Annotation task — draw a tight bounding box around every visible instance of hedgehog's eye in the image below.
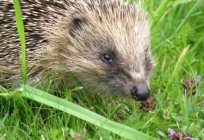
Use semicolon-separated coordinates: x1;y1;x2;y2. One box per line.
102;53;114;64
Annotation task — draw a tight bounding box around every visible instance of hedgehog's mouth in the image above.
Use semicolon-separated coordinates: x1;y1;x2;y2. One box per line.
131;95;149;101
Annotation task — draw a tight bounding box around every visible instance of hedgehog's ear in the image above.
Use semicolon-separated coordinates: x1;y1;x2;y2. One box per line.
70;16;87;37
71;16;87;30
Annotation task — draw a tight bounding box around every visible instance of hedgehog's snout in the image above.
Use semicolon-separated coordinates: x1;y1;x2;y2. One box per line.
131;84;150;101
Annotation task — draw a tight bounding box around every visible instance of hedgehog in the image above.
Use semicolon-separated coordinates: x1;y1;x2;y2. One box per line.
0;0;155;101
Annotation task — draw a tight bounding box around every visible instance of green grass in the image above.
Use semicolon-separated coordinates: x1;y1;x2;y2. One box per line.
1;0;204;139
13;0;27;85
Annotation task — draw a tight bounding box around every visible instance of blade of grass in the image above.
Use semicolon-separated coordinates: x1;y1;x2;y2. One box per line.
21;85;156;140
173;0;193;7
176;0;203;32
13;0;27;84
162;46;189;102
170;46;189;81
151;1;175;28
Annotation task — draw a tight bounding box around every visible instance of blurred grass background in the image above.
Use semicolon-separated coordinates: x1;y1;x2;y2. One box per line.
0;0;204;139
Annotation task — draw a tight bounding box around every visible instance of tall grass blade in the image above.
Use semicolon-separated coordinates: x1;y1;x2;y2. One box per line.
21;85;156;140
173;0;193;7
13;0;27;84
170;47;189;81
176;0;203;32
151;1;175;28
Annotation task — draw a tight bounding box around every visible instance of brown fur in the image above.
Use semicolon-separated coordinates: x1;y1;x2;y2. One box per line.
0;0;155;98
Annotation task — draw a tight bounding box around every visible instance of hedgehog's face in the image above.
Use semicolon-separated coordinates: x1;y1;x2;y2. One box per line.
51;3;155;101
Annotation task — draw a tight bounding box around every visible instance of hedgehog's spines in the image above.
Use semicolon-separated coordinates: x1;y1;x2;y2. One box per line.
0;0;153;100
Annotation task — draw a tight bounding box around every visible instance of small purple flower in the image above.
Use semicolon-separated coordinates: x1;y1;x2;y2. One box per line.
167;128;176;137
167;128;199;140
184;136;192;140
194;75;201;83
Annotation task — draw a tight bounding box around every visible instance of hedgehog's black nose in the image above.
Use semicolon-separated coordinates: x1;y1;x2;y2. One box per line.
131;85;150;101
